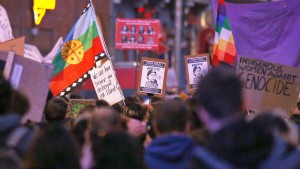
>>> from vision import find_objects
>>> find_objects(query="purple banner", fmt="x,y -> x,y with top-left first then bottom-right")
213,0 -> 300,68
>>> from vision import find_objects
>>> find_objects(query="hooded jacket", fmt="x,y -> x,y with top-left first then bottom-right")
145,134 -> 195,169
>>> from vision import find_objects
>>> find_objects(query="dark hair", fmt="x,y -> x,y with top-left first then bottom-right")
96,99 -> 110,108
251,110 -> 289,135
9,90 -> 30,116
196,67 -> 243,119
90,107 -> 123,141
0,74 -> 13,114
193,65 -> 201,74
125,95 -> 143,105
121,103 -> 147,121
44,97 -> 68,122
147,70 -> 156,79
92,131 -> 144,169
151,99 -> 190,134
71,118 -> 89,149
23,124 -> 81,169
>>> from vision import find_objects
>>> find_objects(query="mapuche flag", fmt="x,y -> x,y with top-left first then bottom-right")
212,0 -> 236,66
50,3 -> 105,96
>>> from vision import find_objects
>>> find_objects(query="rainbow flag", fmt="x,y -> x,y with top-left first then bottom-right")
50,3 -> 105,96
212,0 -> 236,66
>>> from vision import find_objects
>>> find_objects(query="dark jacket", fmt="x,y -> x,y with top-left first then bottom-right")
0,114 -> 33,158
145,134 -> 195,169
188,118 -> 300,169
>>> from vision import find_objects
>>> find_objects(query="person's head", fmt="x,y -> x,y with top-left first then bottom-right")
0,74 -> 13,115
92,131 -> 144,169
138,35 -> 144,43
121,25 -> 128,32
131,25 -> 136,33
130,35 -> 136,42
252,109 -> 299,146
139,26 -> 144,33
96,99 -> 110,108
89,107 -> 123,140
148,26 -> 153,32
9,90 -> 30,116
121,35 -> 127,42
23,124 -> 81,169
44,97 -> 68,122
147,70 -> 157,82
193,65 -> 202,77
196,67 -> 244,120
121,103 -> 147,121
125,95 -> 143,105
150,99 -> 191,136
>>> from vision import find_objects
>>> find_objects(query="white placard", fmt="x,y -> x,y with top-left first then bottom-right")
185,54 -> 210,92
89,59 -> 124,105
137,57 -> 168,97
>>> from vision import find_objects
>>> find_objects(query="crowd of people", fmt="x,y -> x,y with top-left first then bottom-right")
1,66 -> 300,169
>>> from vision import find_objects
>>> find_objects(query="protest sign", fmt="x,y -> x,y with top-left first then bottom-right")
185,54 -> 210,92
137,57 -> 168,97
115,19 -> 160,50
0,36 -> 25,56
0,5 -> 13,42
0,51 -> 53,123
89,58 -> 124,105
237,56 -> 300,113
67,99 -> 96,118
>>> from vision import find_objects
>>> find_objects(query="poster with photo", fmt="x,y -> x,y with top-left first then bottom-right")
115,19 -> 160,50
137,57 -> 168,97
185,54 -> 210,92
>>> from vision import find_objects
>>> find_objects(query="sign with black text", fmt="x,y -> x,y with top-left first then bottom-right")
185,54 -> 210,92
237,56 -> 300,113
137,57 -> 168,97
89,58 -> 124,105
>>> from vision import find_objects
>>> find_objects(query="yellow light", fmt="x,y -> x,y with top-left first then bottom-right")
33,0 -> 56,25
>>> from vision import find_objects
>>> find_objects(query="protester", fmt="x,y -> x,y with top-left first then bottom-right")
188,67 -> 300,169
144,98 -> 195,169
23,124 -> 81,169
92,131 -> 145,169
0,75 -> 34,160
44,97 -> 68,123
251,109 -> 299,146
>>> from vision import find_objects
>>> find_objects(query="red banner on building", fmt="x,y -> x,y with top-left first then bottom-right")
115,19 -> 160,50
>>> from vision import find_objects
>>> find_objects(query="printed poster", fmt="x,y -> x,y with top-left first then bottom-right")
185,54 -> 210,92
137,57 -> 168,97
115,19 -> 160,50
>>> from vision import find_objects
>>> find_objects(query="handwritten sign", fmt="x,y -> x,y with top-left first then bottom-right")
237,56 -> 300,113
185,54 -> 210,92
89,59 -> 124,105
0,5 -> 13,42
137,57 -> 168,97
115,19 -> 160,50
0,36 -> 25,56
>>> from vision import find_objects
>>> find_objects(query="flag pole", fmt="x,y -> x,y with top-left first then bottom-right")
90,1 -> 126,106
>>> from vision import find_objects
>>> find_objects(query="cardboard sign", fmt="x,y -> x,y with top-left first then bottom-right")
185,54 -> 210,92
89,58 -> 124,105
137,57 -> 168,97
237,56 -> 300,113
0,36 -> 25,56
0,51 -> 53,123
67,99 -> 96,118
115,19 -> 160,50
